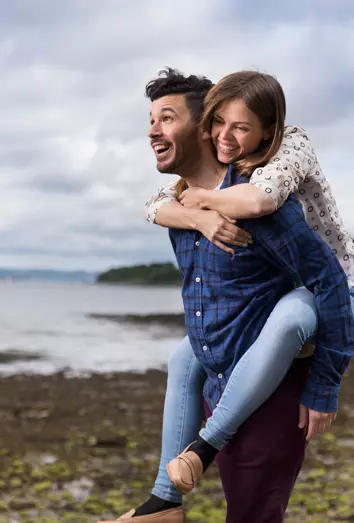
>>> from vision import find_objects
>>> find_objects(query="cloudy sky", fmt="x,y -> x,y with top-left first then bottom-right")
0,0 -> 353,271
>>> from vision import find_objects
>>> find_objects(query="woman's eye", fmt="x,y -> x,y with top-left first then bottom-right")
163,116 -> 172,122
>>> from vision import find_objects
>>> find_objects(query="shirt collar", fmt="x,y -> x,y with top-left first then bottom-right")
220,164 -> 235,190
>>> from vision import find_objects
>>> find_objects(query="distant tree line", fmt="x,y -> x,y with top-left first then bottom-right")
97,263 -> 181,285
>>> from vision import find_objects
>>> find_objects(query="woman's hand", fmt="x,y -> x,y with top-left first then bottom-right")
195,210 -> 253,254
180,187 -> 207,209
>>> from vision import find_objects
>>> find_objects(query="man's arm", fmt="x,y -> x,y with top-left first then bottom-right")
244,198 -> 354,413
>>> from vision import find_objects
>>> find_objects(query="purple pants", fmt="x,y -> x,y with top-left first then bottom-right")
205,359 -> 310,523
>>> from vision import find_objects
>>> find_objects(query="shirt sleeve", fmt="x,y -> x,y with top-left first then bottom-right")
144,177 -> 180,223
243,197 -> 354,412
249,126 -> 317,209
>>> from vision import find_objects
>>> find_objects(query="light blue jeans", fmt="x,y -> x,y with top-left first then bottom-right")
152,286 -> 354,503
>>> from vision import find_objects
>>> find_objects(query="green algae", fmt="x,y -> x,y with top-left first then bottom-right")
0,369 -> 353,522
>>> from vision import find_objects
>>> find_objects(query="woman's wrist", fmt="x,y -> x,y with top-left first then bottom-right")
190,208 -> 209,230
198,188 -> 213,209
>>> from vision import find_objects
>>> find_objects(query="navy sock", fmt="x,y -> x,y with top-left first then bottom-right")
134,494 -> 181,517
189,435 -> 218,471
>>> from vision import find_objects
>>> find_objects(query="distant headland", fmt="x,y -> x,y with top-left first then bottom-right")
96,263 -> 181,285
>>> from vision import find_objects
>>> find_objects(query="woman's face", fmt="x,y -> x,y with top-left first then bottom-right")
211,98 -> 271,164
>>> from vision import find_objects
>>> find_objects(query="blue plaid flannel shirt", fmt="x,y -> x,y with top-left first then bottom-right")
169,165 -> 354,412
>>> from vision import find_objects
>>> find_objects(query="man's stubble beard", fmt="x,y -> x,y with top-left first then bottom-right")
156,141 -> 199,175
156,125 -> 201,175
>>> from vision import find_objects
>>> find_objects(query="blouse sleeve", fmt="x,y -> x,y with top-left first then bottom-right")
249,126 -> 316,209
144,176 -> 180,223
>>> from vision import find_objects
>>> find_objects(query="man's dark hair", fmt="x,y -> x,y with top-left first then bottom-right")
145,67 -> 214,122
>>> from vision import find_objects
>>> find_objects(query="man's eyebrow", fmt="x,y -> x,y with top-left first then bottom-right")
160,107 -> 178,115
149,107 -> 178,120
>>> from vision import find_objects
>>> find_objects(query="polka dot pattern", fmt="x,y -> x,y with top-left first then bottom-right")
145,126 -> 354,285
249,125 -> 354,285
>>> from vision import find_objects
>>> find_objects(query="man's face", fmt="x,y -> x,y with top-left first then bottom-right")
148,94 -> 200,173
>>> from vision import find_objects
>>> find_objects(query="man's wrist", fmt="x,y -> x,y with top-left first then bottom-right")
300,388 -> 339,413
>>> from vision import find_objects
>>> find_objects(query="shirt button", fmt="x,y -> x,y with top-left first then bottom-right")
196,311 -> 201,317
202,345 -> 208,351
218,373 -> 223,379
195,241 -> 200,247
195,277 -> 201,283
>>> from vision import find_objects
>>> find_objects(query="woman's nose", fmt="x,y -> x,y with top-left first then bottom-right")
219,125 -> 232,141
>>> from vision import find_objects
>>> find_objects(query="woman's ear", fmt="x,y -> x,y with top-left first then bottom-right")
263,124 -> 275,141
202,129 -> 211,140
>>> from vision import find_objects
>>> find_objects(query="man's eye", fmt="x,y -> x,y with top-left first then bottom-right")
163,116 -> 172,122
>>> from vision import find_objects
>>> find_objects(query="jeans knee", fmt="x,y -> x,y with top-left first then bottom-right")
167,337 -> 194,376
277,292 -> 317,340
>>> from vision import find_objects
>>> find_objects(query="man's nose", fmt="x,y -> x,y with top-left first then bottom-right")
148,122 -> 162,139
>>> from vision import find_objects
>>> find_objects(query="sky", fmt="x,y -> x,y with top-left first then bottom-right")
0,0 -> 353,271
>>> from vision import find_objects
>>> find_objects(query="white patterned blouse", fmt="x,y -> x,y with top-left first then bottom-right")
145,125 -> 354,286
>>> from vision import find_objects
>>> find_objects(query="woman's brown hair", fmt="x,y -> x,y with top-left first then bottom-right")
201,70 -> 286,178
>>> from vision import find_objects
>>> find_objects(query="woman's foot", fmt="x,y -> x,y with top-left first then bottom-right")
166,443 -> 203,494
134,495 -> 181,517
166,438 -> 217,495
98,505 -> 185,522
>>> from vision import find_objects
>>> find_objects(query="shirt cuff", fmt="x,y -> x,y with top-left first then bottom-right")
300,386 -> 339,412
145,196 -> 172,224
249,180 -> 283,210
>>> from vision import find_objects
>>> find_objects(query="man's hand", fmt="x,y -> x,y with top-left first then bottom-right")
298,404 -> 337,441
195,210 -> 252,254
180,187 -> 207,209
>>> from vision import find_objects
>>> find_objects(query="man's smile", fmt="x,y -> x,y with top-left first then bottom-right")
152,142 -> 172,160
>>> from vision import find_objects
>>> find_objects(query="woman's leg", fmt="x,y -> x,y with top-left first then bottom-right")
350,286 -> 354,313
152,336 -> 206,502
200,287 -> 318,450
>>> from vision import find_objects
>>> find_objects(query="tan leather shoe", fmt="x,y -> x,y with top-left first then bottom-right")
166,443 -> 203,494
98,506 -> 186,522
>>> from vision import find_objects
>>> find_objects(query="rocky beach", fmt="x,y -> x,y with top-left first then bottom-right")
0,282 -> 353,522
0,365 -> 353,523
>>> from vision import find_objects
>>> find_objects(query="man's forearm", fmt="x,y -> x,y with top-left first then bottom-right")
155,201 -> 205,230
247,207 -> 354,413
201,184 -> 275,218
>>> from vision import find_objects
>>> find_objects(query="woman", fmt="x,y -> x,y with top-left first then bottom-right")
103,71 -> 354,522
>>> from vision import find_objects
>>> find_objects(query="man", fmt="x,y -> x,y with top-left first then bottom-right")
101,69 -> 354,523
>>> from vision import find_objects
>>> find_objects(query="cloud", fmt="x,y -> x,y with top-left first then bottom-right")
0,0 -> 353,270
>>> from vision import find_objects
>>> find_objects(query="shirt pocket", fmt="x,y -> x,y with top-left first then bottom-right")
207,245 -> 251,281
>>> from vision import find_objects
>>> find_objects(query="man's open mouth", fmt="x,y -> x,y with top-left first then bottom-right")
153,143 -> 171,159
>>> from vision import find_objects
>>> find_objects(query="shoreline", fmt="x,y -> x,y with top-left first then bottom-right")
0,369 -> 353,522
